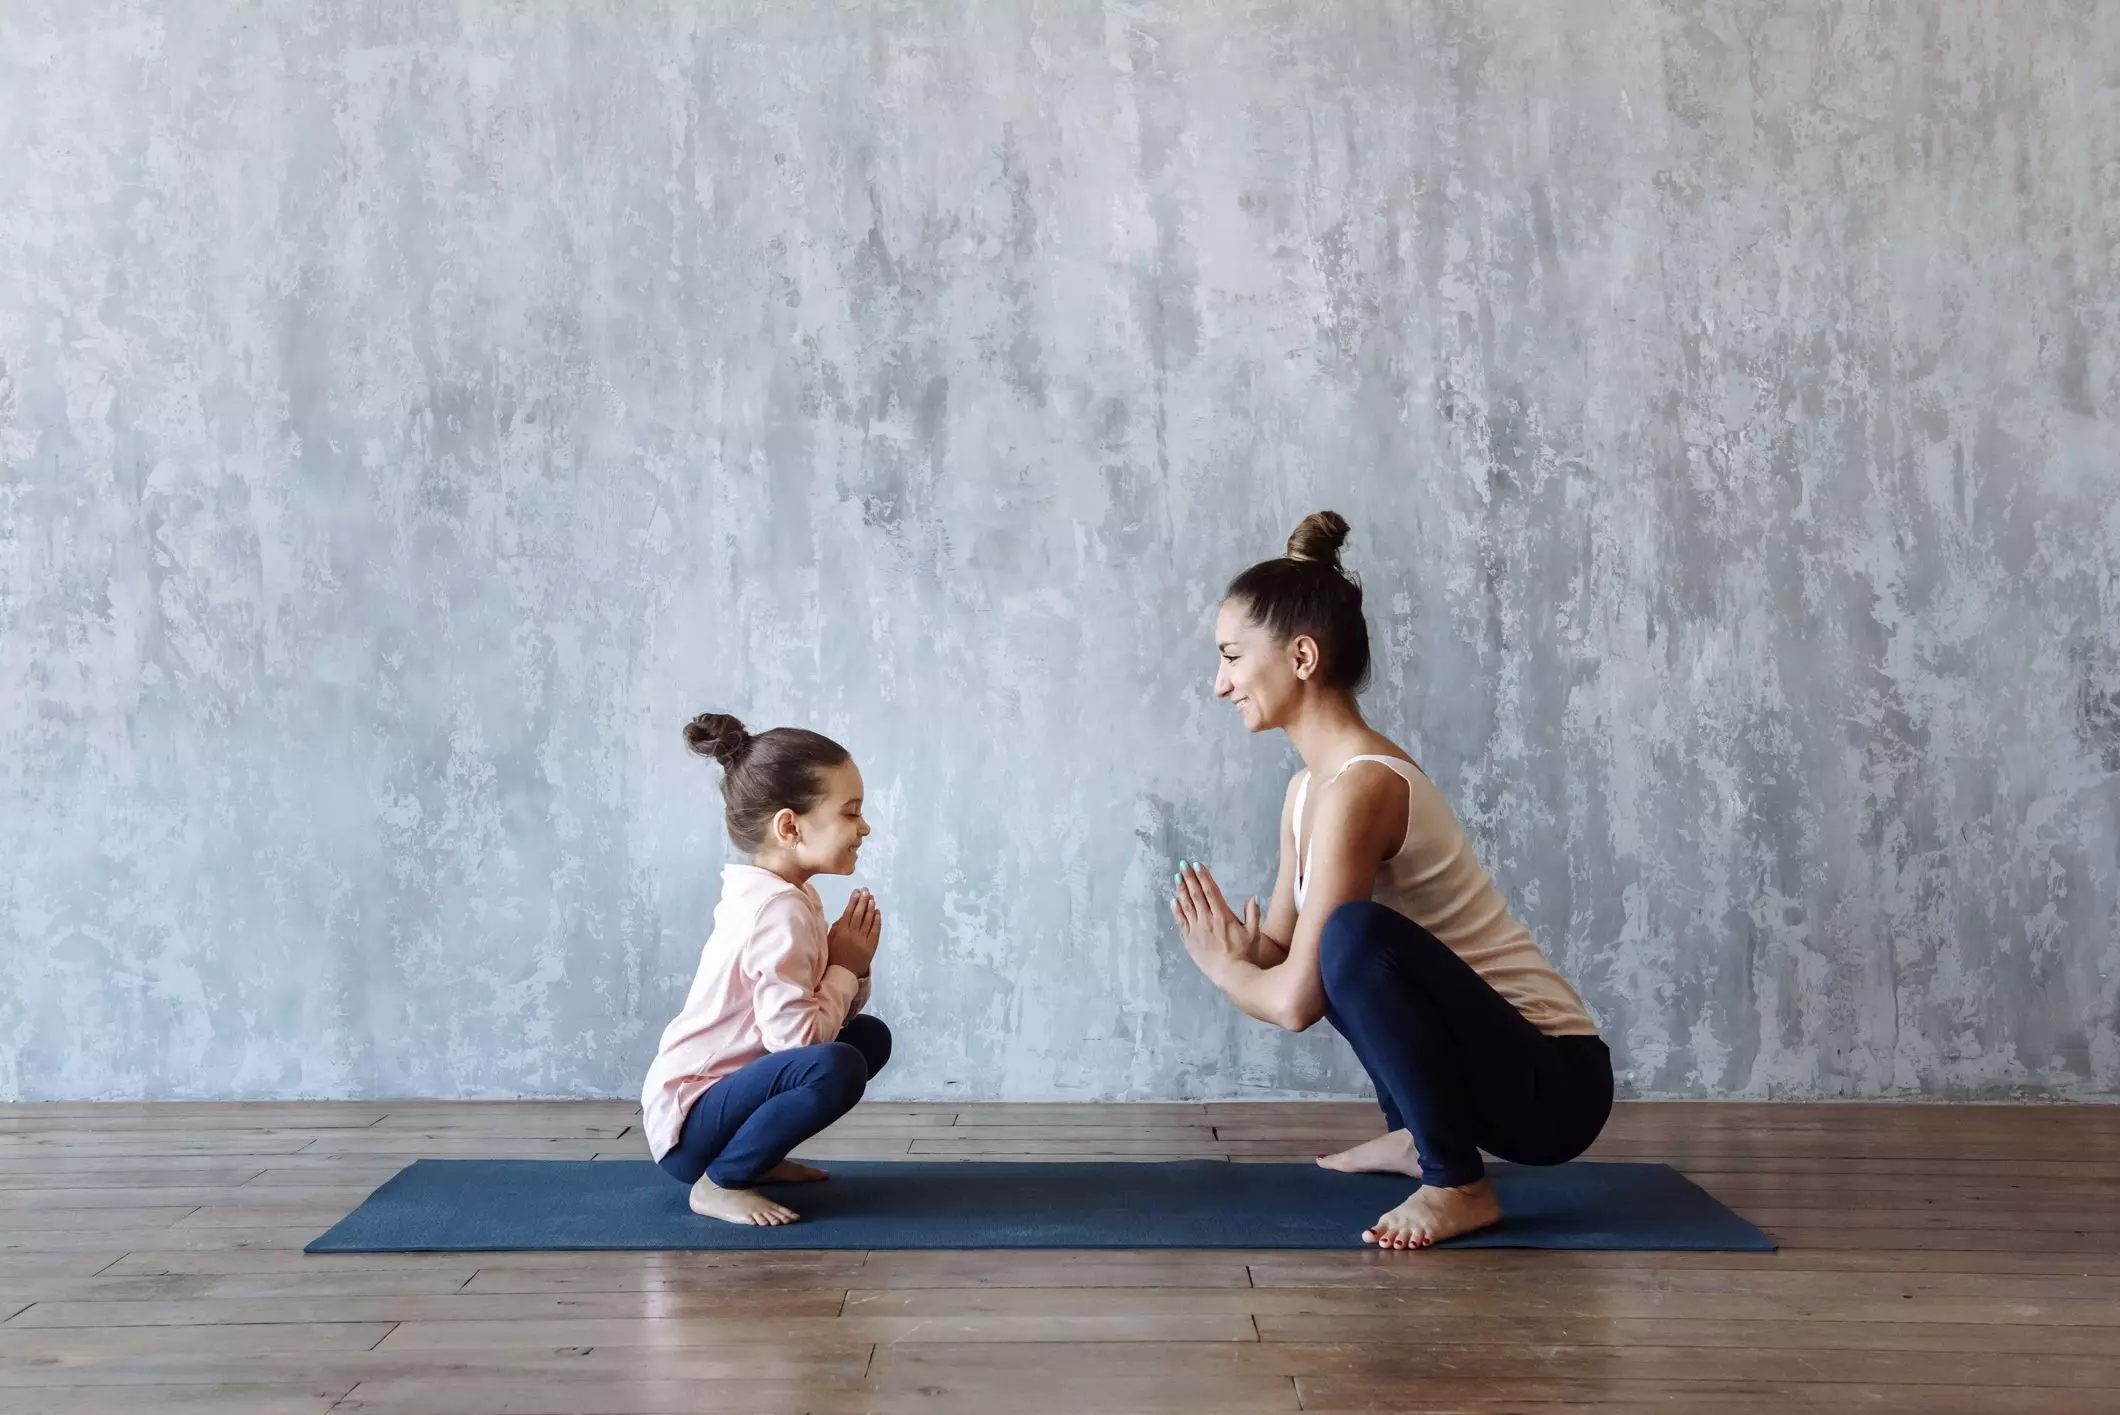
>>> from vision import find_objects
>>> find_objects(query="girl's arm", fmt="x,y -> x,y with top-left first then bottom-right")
747,895 -> 863,1050
1177,765 -> 1407,1032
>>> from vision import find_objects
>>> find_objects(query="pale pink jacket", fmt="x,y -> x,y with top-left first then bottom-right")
640,864 -> 870,1160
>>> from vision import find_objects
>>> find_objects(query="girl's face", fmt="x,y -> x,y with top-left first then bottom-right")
789,759 -> 871,875
1213,599 -> 1311,733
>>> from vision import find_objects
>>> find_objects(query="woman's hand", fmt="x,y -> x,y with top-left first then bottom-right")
1170,863 -> 1263,979
828,888 -> 881,978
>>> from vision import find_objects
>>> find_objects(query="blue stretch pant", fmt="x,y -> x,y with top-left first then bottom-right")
1321,901 -> 1613,1189
658,1014 -> 893,1189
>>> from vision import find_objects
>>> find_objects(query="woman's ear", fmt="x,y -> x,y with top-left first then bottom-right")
771,807 -> 801,846
1290,634 -> 1320,682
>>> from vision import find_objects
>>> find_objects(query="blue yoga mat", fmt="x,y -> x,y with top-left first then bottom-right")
305,1159 -> 1772,1253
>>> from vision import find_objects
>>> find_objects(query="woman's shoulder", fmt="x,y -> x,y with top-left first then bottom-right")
1311,756 -> 1412,828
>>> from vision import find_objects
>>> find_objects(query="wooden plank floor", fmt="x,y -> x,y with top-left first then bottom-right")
1,1101 -> 2116,1412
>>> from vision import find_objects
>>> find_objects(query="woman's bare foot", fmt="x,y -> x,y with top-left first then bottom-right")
760,1159 -> 829,1183
1362,1180 -> 1502,1249
688,1176 -> 800,1225
1316,1129 -> 1423,1178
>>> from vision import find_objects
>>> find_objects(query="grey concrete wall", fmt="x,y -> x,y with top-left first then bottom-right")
2,1 -> 2115,1101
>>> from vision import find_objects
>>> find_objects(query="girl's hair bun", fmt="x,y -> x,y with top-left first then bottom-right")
683,712 -> 753,768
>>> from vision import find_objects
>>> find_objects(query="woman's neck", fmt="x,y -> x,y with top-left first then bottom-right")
1281,691 -> 1374,773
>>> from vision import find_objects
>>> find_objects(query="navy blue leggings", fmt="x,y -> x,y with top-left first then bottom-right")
1320,901 -> 1612,1189
658,1014 -> 892,1188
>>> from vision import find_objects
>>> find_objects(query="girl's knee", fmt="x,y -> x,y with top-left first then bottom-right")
1319,900 -> 1393,993
818,1042 -> 870,1107
841,1014 -> 893,1076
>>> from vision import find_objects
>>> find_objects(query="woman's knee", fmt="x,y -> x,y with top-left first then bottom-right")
1318,899 -> 1395,995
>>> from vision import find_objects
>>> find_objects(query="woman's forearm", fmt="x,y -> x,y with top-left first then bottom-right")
1209,957 -> 1286,1026
1209,956 -> 1319,1031
1250,932 -> 1292,969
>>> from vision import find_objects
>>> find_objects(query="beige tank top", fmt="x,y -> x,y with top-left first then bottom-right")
1295,755 -> 1598,1038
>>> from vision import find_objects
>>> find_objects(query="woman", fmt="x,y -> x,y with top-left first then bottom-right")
1170,511 -> 1612,1248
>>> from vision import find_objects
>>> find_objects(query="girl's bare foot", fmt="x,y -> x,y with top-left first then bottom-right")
688,1176 -> 800,1225
760,1159 -> 829,1183
1362,1179 -> 1501,1249
1316,1129 -> 1423,1178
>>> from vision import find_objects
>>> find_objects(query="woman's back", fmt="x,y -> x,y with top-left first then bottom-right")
1295,756 -> 1597,1038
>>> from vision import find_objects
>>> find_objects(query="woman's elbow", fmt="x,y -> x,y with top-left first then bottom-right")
1277,1000 -> 1328,1033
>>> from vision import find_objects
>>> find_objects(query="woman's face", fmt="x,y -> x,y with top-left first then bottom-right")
793,759 -> 872,875
1214,599 -> 1305,733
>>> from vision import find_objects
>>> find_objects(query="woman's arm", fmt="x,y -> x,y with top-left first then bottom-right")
1176,765 -> 1407,1032
1246,771 -> 1306,968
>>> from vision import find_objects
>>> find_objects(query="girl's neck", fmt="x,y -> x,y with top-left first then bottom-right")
1282,691 -> 1376,774
747,849 -> 812,888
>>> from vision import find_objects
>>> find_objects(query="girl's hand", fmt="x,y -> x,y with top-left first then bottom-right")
1170,863 -> 1262,978
829,888 -> 881,977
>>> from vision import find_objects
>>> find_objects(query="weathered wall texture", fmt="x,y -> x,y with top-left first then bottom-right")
3,1 -> 2116,1101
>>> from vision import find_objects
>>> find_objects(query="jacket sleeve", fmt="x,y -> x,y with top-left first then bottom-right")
744,893 -> 861,1050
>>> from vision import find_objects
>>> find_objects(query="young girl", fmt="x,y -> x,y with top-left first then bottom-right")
1170,511 -> 1611,1249
641,713 -> 891,1226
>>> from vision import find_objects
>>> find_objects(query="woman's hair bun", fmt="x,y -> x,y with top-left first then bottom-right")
1285,510 -> 1351,572
683,712 -> 753,768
